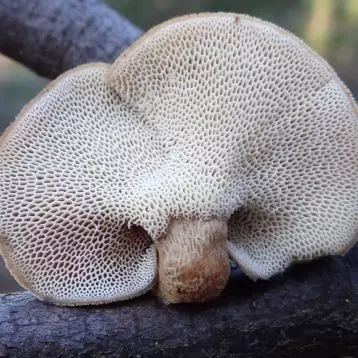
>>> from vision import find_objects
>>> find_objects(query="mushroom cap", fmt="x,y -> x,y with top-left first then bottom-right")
0,64 -> 157,305
108,13 -> 358,278
1,13 -> 358,306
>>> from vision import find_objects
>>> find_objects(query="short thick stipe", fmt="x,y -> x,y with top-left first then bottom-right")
156,219 -> 230,303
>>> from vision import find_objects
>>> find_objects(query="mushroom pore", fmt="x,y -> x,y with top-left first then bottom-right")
1,13 -> 357,305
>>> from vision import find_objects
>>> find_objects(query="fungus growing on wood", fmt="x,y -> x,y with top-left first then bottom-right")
1,13 -> 357,305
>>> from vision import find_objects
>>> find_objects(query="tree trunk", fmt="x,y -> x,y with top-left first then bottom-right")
0,0 -> 143,79
0,245 -> 358,358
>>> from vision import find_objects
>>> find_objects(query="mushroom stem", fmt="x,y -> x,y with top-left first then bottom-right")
156,218 -> 230,303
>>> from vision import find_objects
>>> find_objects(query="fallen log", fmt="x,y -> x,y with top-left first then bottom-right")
0,0 -> 142,79
0,245 -> 357,357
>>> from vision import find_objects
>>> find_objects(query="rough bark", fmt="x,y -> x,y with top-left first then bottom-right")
0,0 -> 143,79
0,245 -> 357,358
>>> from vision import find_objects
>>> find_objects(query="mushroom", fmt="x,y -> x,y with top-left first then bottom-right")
0,64 -> 158,305
1,13 -> 357,306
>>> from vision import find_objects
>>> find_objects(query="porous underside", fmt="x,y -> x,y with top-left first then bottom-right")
0,13 -> 357,304
0,65 -> 158,304
108,13 -> 358,279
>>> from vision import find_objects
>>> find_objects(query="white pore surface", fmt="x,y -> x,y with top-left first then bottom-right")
1,14 -> 357,305
108,13 -> 358,279
0,65 -> 157,304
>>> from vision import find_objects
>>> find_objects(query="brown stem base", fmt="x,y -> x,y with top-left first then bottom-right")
156,219 -> 230,304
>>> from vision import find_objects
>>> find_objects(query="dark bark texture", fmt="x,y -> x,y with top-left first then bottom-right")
0,245 -> 358,358
0,0 -> 143,79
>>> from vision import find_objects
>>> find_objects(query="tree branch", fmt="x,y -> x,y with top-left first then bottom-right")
0,245 -> 358,357
0,0 -> 143,79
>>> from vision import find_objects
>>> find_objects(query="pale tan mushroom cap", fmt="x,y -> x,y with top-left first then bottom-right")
108,13 -> 358,279
1,13 -> 358,306
0,64 -> 157,305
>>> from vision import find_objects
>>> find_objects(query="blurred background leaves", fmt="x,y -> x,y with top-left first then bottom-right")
1,0 -> 357,292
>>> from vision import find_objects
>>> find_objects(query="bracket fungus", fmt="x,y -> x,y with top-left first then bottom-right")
0,13 -> 357,305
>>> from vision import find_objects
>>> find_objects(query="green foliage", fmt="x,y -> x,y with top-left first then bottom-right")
106,0 -> 302,30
